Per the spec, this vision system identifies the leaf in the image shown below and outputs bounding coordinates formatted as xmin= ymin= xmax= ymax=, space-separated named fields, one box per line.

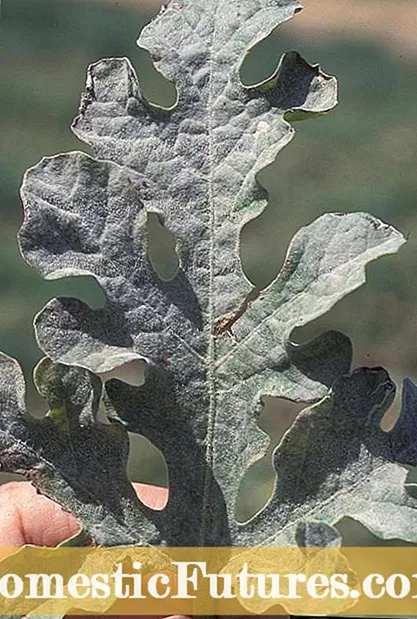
xmin=0 ymin=356 xmax=157 ymax=546
xmin=242 ymin=367 xmax=417 ymax=546
xmin=220 ymin=369 xmax=417 ymax=614
xmin=3 ymin=0 xmax=411 ymax=547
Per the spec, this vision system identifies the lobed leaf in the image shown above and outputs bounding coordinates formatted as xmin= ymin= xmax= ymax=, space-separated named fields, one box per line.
xmin=0 ymin=355 xmax=157 ymax=545
xmin=243 ymin=367 xmax=417 ymax=545
xmin=0 ymin=0 xmax=413 ymax=549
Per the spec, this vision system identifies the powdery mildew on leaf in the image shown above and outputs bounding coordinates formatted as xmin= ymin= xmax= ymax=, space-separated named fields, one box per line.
xmin=0 ymin=356 xmax=157 ymax=545
xmin=244 ymin=367 xmax=417 ymax=546
xmin=0 ymin=0 xmax=414 ymax=548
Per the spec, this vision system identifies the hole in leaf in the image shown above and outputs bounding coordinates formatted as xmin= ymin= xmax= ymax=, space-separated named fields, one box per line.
xmin=380 ymin=387 xmax=401 ymax=431
xmin=235 ymin=456 xmax=275 ymax=526
xmin=240 ymin=153 xmax=311 ymax=290
xmin=127 ymin=432 xmax=169 ymax=511
xmin=135 ymin=47 xmax=178 ymax=110
xmin=45 ymin=274 xmax=106 ymax=309
xmin=240 ymin=22 xmax=292 ymax=87
xmin=337 ymin=516 xmax=416 ymax=547
xmin=99 ymin=359 xmax=146 ymax=387
xmin=235 ymin=396 xmax=302 ymax=524
xmin=240 ymin=185 xmax=285 ymax=290
xmin=146 ymin=212 xmax=179 ymax=281
xmin=0 ymin=472 xmax=26 ymax=485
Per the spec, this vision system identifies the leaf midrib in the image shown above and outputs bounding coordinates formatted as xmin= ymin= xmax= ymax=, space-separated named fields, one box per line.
xmin=200 ymin=0 xmax=220 ymax=547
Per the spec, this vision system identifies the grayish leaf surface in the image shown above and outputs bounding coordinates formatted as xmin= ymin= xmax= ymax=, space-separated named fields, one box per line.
xmin=0 ymin=356 xmax=156 ymax=545
xmin=2 ymin=0 xmax=412 ymax=547
xmin=242 ymin=367 xmax=417 ymax=545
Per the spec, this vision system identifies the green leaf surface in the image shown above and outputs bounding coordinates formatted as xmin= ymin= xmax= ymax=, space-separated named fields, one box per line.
xmin=1 ymin=0 xmax=413 ymax=547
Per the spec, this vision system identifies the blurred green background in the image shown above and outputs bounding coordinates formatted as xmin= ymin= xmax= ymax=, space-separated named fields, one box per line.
xmin=1 ymin=0 xmax=417 ymax=534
